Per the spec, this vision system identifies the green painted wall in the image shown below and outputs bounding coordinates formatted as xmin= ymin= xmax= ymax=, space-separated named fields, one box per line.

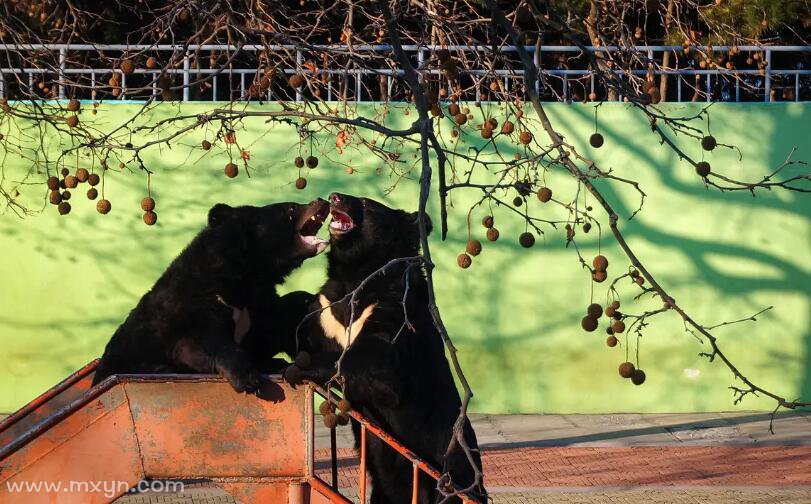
xmin=0 ymin=102 xmax=809 ymax=414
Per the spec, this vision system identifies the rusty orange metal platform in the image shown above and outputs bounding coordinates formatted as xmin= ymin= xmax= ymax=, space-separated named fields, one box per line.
xmin=0 ymin=360 xmax=478 ymax=503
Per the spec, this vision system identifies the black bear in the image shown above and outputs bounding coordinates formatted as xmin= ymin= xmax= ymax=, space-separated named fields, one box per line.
xmin=288 ymin=193 xmax=487 ymax=503
xmin=93 ymin=199 xmax=329 ymax=393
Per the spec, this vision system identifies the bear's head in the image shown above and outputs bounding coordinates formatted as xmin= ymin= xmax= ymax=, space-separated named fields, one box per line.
xmin=206 ymin=199 xmax=330 ymax=279
xmin=325 ymin=193 xmax=432 ymax=278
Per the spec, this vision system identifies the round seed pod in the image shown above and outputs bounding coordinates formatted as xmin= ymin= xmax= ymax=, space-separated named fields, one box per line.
xmin=519 ymin=232 xmax=535 ymax=248
xmin=605 ymin=306 xmax=616 ymax=318
xmin=486 ymin=227 xmax=500 ymax=242
xmin=583 ymin=222 xmax=592 ymax=233
xmin=482 ymin=215 xmax=494 ymax=228
xmin=49 ymin=190 xmax=62 ymax=205
xmin=606 ymin=335 xmax=618 ymax=347
xmin=57 ymin=201 xmax=71 ymax=215
xmin=430 ymin=105 xmax=442 ymax=117
xmin=630 ymin=269 xmax=640 ymax=278
xmin=592 ymin=270 xmax=607 ymax=283
xmin=593 ymin=255 xmax=608 ymax=271
xmin=454 ymin=113 xmax=467 ymax=125
xmin=619 ymin=361 xmax=635 ymax=379
xmin=143 ymin=211 xmax=157 ymax=226
xmin=487 ymin=117 xmax=498 ymax=129
xmin=319 ymin=401 xmax=335 ymax=416
xmin=306 ymin=156 xmax=319 ymax=168
xmin=501 ymin=121 xmax=514 ymax=135
xmin=613 ymin=311 xmax=623 ymax=320
xmin=695 ymin=161 xmax=711 ymax=177
xmin=581 ymin=315 xmax=598 ymax=332
xmin=87 ymin=187 xmax=98 ymax=200
xmin=323 ymin=413 xmax=339 ymax=429
xmin=513 ymin=196 xmax=523 ymax=207
xmin=61 ymin=190 xmax=71 ymax=201
xmin=96 ymin=199 xmax=111 ymax=214
xmin=292 ymin=156 xmax=304 ymax=168
xmin=75 ymin=168 xmax=89 ymax=183
xmin=66 ymin=99 xmax=81 ymax=112
xmin=634 ymin=276 xmax=645 ymax=286
xmin=611 ymin=320 xmax=626 ymax=333
xmin=336 ymin=413 xmax=350 ymax=426
xmin=141 ymin=197 xmax=155 ymax=212
xmin=201 ymin=140 xmax=212 ymax=150
xmin=519 ymin=131 xmax=533 ymax=145
xmin=480 ymin=127 xmax=493 ymax=139
xmin=337 ymin=399 xmax=352 ymax=413
xmin=224 ymin=163 xmax=239 ymax=178
xmin=589 ymin=133 xmax=604 ymax=148
xmin=47 ymin=176 xmax=60 ymax=191
xmin=448 ymin=103 xmax=460 ymax=116
xmin=701 ymin=135 xmax=716 ymax=151
xmin=589 ymin=92 xmax=598 ymax=101
xmin=631 ymin=369 xmax=646 ymax=385
xmin=295 ymin=177 xmax=308 ymax=190
xmin=457 ymin=253 xmax=472 ymax=269
xmin=87 ymin=173 xmax=100 ymax=186
xmin=610 ymin=300 xmax=620 ymax=310
xmin=345 ymin=167 xmax=355 ymax=175
xmin=466 ymin=240 xmax=482 ymax=256
xmin=587 ymin=303 xmax=603 ymax=318
xmin=146 ymin=57 xmax=158 ymax=69
xmin=64 ymin=175 xmax=78 ymax=189
xmin=61 ymin=168 xmax=70 ymax=177
xmin=294 ymin=351 xmax=311 ymax=368
xmin=288 ymin=74 xmax=304 ymax=88
xmin=537 ymin=187 xmax=552 ymax=203
xmin=120 ymin=59 xmax=135 ymax=75
xmin=66 ymin=115 xmax=79 ymax=128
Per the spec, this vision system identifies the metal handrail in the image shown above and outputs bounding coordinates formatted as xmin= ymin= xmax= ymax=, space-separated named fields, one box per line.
xmin=312 ymin=384 xmax=478 ymax=504
xmin=0 ymin=44 xmax=809 ymax=103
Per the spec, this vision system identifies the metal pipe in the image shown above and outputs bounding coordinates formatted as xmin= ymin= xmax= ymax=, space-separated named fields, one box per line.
xmin=411 ymin=463 xmax=419 ymax=504
xmin=330 ymin=426 xmax=338 ymax=490
xmin=359 ymin=425 xmax=367 ymax=503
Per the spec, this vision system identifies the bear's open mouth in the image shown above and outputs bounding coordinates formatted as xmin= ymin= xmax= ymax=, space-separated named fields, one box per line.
xmin=298 ymin=201 xmax=330 ymax=254
xmin=329 ymin=209 xmax=355 ymax=235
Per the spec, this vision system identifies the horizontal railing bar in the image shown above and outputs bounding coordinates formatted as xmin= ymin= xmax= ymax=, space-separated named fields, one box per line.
xmin=1 ymin=44 xmax=810 ymax=52
xmin=3 ymin=68 xmax=809 ymax=76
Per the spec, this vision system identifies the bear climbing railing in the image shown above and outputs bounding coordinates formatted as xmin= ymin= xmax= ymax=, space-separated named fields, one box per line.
xmin=312 ymin=383 xmax=478 ymax=504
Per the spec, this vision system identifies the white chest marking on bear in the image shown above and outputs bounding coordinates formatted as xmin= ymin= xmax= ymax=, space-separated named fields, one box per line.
xmin=318 ymin=294 xmax=376 ymax=349
xmin=216 ymin=295 xmax=251 ymax=344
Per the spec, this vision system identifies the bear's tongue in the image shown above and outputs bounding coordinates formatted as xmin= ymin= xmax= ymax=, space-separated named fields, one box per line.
xmin=329 ymin=210 xmax=354 ymax=234
xmin=300 ymin=234 xmax=328 ymax=254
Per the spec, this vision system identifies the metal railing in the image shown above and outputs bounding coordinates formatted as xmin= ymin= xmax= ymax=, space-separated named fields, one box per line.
xmin=313 ymin=384 xmax=478 ymax=503
xmin=0 ymin=44 xmax=809 ymax=103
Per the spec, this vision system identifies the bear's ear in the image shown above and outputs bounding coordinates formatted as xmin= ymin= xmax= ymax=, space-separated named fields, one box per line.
xmin=410 ymin=211 xmax=433 ymax=236
xmin=208 ymin=203 xmax=234 ymax=226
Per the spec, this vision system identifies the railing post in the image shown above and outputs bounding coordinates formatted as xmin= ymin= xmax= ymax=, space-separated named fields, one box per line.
xmin=359 ymin=425 xmax=367 ymax=503
xmin=330 ymin=425 xmax=338 ymax=490
xmin=796 ymin=73 xmax=800 ymax=102
xmin=764 ymin=49 xmax=772 ymax=102
xmin=58 ymin=47 xmax=66 ymax=100
xmin=411 ymin=463 xmax=419 ymax=504
xmin=295 ymin=49 xmax=302 ymax=102
xmin=706 ymin=72 xmax=711 ymax=102
xmin=182 ymin=51 xmax=190 ymax=102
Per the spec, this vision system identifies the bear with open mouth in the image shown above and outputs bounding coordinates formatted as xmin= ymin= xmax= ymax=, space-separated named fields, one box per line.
xmin=287 ymin=193 xmax=487 ymax=503
xmin=93 ymin=199 xmax=330 ymax=394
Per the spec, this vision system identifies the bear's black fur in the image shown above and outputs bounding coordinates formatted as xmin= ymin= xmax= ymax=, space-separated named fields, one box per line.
xmin=289 ymin=193 xmax=487 ymax=504
xmin=93 ymin=199 xmax=329 ymax=393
